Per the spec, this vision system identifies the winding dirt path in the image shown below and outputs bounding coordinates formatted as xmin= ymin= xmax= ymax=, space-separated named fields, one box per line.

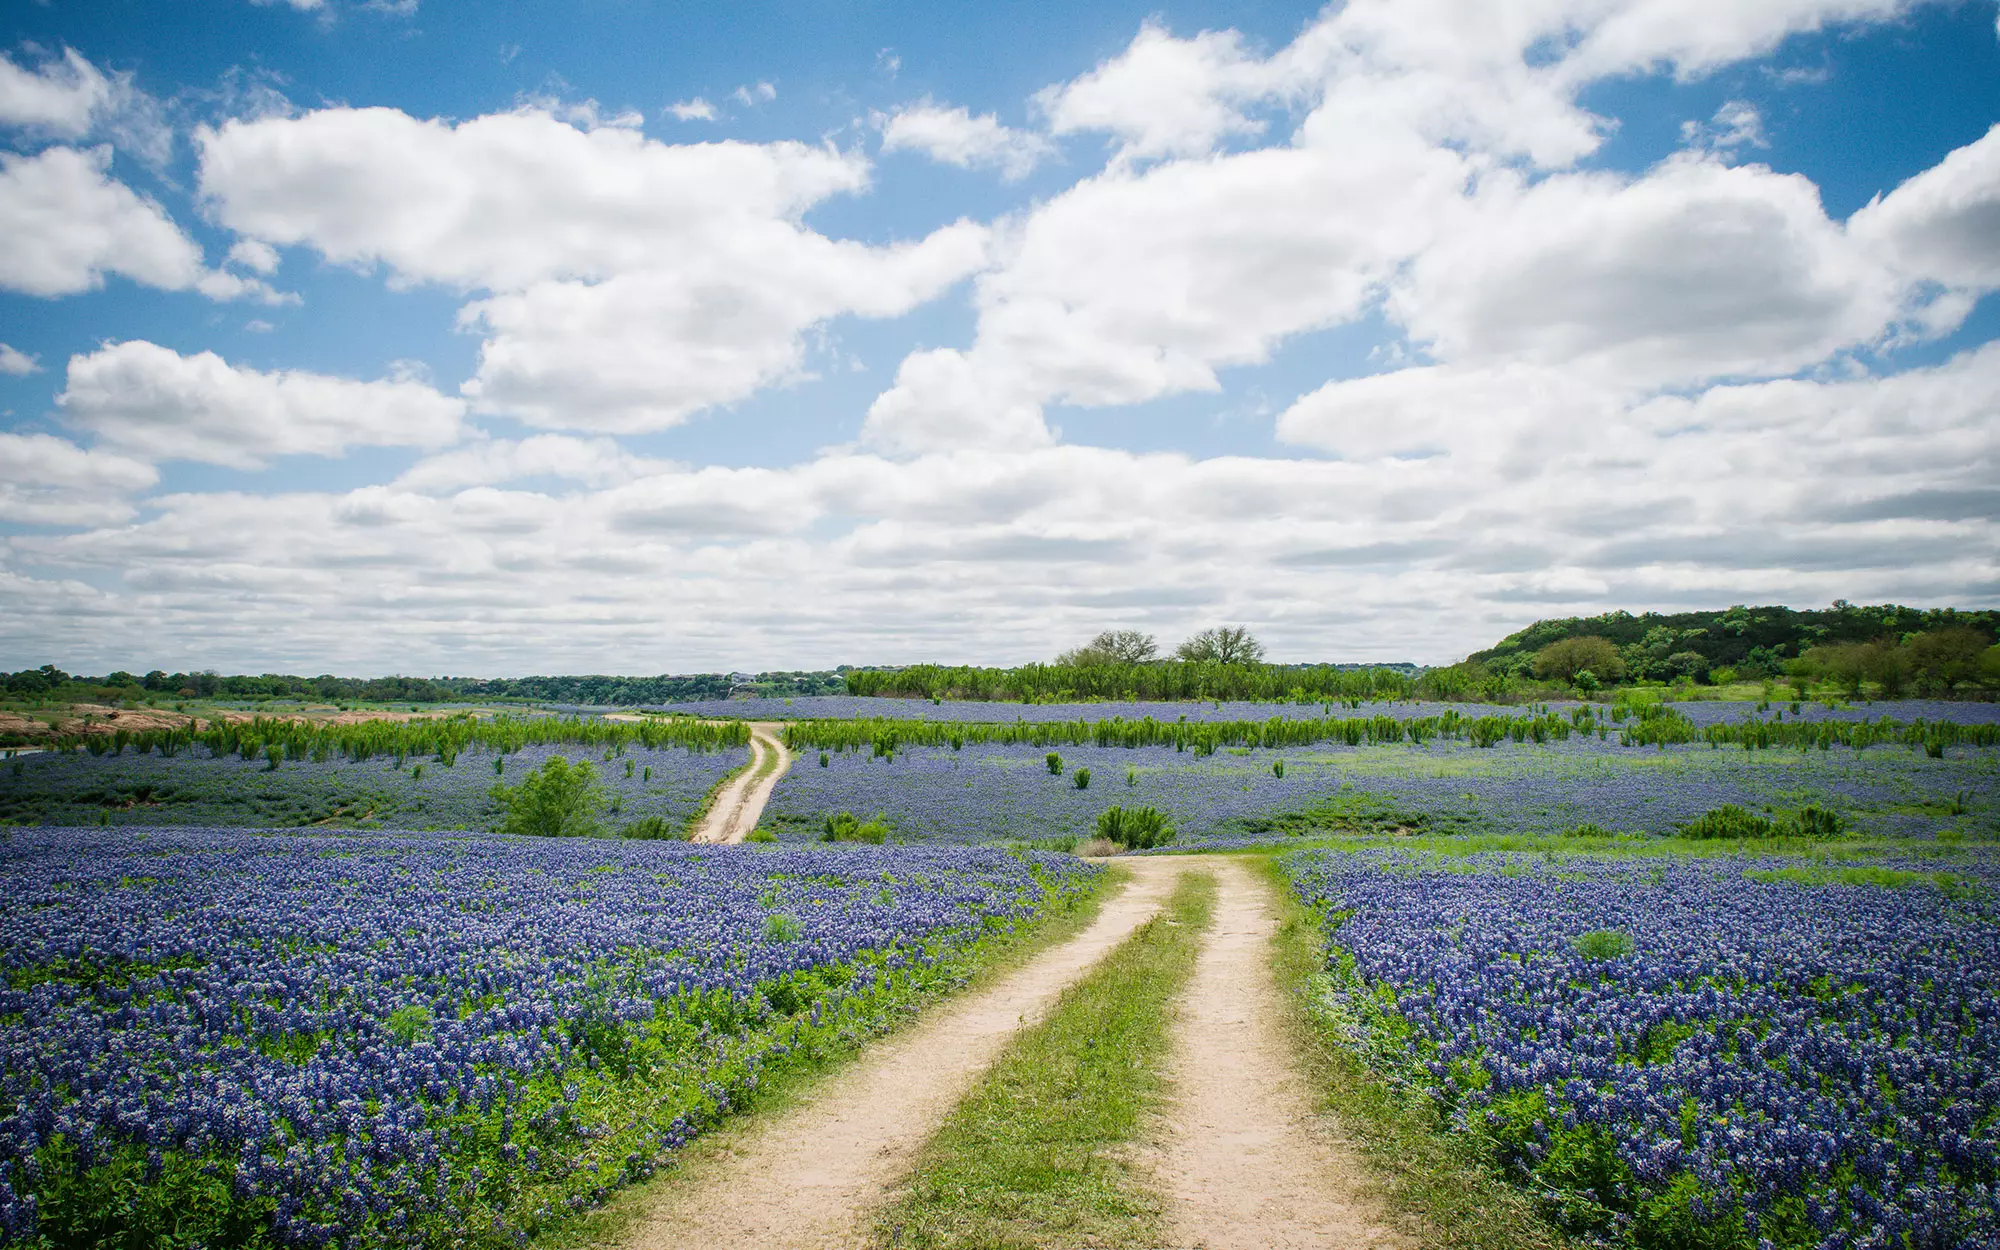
xmin=691 ymin=721 xmax=791 ymax=844
xmin=614 ymin=857 xmax=1194 ymax=1250
xmin=1148 ymin=857 xmax=1410 ymax=1250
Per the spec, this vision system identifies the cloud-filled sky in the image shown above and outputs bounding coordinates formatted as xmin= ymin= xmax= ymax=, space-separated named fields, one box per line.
xmin=1 ymin=0 xmax=1997 ymax=674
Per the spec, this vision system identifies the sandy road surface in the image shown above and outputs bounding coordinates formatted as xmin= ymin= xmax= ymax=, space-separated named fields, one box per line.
xmin=1149 ymin=857 xmax=1410 ymax=1250
xmin=691 ymin=722 xmax=791 ymax=844
xmin=613 ymin=857 xmax=1195 ymax=1249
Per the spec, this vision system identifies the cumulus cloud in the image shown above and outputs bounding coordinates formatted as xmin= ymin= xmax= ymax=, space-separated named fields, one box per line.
xmin=1391 ymin=154 xmax=1904 ymax=388
xmin=667 ymin=97 xmax=718 ymax=122
xmin=1035 ymin=22 xmax=1289 ymax=164
xmin=0 ymin=432 xmax=157 ymax=526
xmin=1850 ymin=123 xmax=2000 ymax=292
xmin=58 ymin=340 xmax=466 ymax=469
xmin=0 ymin=46 xmax=172 ymax=164
xmin=0 ymin=146 xmax=282 ymax=300
xmin=879 ymin=99 xmax=1052 ymax=180
xmin=0 ymin=343 xmax=38 ymax=376
xmin=198 ymin=105 xmax=989 ymax=430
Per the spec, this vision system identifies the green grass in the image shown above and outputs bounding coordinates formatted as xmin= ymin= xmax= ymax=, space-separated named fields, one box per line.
xmin=1743 ymin=864 xmax=1980 ymax=894
xmin=873 ymin=869 xmax=1218 ymax=1250
xmin=1256 ymin=852 xmax=1573 ymax=1250
xmin=537 ymin=863 xmax=1116 ymax=1250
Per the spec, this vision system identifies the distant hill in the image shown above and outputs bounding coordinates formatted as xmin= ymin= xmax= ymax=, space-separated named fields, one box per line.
xmin=1468 ymin=603 xmax=2000 ymax=681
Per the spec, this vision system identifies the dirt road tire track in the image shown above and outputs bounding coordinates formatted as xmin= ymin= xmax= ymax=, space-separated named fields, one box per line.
xmin=692 ymin=721 xmax=791 ymax=844
xmin=1148 ymin=857 xmax=1411 ymax=1250
xmin=614 ymin=857 xmax=1195 ymax=1249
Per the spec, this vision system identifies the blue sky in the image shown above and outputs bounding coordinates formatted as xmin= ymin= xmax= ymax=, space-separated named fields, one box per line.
xmin=1 ymin=0 xmax=1996 ymax=674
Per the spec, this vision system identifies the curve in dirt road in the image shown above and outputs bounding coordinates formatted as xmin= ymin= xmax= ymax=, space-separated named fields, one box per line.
xmin=613 ymin=857 xmax=1196 ymax=1250
xmin=1149 ymin=858 xmax=1410 ymax=1250
xmin=691 ymin=722 xmax=791 ymax=845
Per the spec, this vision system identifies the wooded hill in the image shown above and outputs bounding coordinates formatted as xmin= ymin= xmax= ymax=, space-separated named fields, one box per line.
xmin=1469 ymin=603 xmax=1999 ymax=683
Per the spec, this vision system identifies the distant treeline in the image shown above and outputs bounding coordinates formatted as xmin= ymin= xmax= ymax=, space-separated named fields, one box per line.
xmin=57 ymin=713 xmax=749 ymax=762
xmin=2 ymin=665 xmax=846 ymax=705
xmin=842 ymin=662 xmax=1423 ymax=703
xmin=1470 ymin=603 xmax=2000 ymax=684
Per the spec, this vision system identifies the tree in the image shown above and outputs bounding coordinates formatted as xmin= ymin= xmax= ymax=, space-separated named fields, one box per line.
xmin=1906 ymin=628 xmax=1989 ymax=695
xmin=1175 ymin=626 xmax=1265 ymax=665
xmin=1057 ymin=629 xmax=1159 ymax=666
xmin=1530 ymin=636 xmax=1625 ymax=685
xmin=491 ymin=755 xmax=605 ymax=837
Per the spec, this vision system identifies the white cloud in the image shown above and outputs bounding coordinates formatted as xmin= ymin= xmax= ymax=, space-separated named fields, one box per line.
xmin=392 ymin=434 xmax=672 ymax=493
xmin=732 ymin=81 xmax=777 ymax=107
xmin=199 ymin=104 xmax=989 ymax=431
xmin=251 ymin=0 xmax=327 ymax=11
xmin=226 ymin=238 xmax=281 ymax=274
xmin=58 ymin=340 xmax=466 ymax=469
xmin=1684 ymin=100 xmax=1768 ymax=152
xmin=879 ymin=99 xmax=1052 ymax=180
xmin=0 ymin=47 xmax=110 ymax=137
xmin=667 ymin=97 xmax=718 ymax=122
xmin=0 ymin=343 xmax=38 ymax=376
xmin=1035 ymin=22 xmax=1287 ymax=165
xmin=0 ymin=146 xmax=282 ymax=300
xmin=0 ymin=46 xmax=172 ymax=165
xmin=1391 ymin=154 xmax=1904 ymax=388
xmin=0 ymin=432 xmax=157 ymax=526
xmin=1850 ymin=123 xmax=2000 ymax=292
xmin=10 ymin=339 xmax=1995 ymax=668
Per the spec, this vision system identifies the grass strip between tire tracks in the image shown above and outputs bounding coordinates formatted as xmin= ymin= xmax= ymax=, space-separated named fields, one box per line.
xmin=1256 ymin=851 xmax=1576 ymax=1250
xmin=874 ymin=867 xmax=1217 ymax=1250
xmin=542 ymin=859 xmax=1116 ymax=1250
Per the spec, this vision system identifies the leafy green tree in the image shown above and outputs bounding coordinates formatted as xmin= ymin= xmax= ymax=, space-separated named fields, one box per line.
xmin=1175 ymin=626 xmax=1265 ymax=664
xmin=1530 ymin=636 xmax=1625 ymax=685
xmin=1057 ymin=629 xmax=1159 ymax=665
xmin=1906 ymin=628 xmax=1988 ymax=695
xmin=490 ymin=755 xmax=604 ymax=837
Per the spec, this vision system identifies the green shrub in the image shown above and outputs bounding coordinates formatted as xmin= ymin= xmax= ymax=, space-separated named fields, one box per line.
xmin=1073 ymin=768 xmax=1090 ymax=790
xmin=489 ymin=755 xmax=604 ymax=838
xmin=762 ymin=913 xmax=803 ymax=942
xmin=620 ymin=815 xmax=683 ymax=841
xmin=746 ymin=827 xmax=777 ymax=843
xmin=1096 ymin=805 xmax=1174 ymax=850
xmin=1046 ymin=751 xmax=1064 ymax=775
xmin=1272 ymin=759 xmax=1285 ymax=779
xmin=822 ymin=811 xmax=890 ymax=844
xmin=1779 ymin=804 xmax=1845 ymax=839
xmin=1680 ymin=804 xmax=1773 ymax=840
xmin=1568 ymin=822 xmax=1615 ymax=838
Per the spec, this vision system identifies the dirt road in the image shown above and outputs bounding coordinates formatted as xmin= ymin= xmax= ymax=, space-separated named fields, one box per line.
xmin=613 ymin=857 xmax=1192 ymax=1249
xmin=691 ymin=722 xmax=791 ymax=844
xmin=1148 ymin=857 xmax=1409 ymax=1249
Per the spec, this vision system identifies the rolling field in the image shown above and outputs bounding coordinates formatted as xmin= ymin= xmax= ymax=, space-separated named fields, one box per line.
xmin=1286 ymin=845 xmax=2000 ymax=1247
xmin=0 ymin=827 xmax=1097 ymax=1243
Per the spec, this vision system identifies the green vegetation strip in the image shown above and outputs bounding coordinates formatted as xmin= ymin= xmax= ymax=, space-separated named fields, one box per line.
xmin=874 ymin=868 xmax=1217 ymax=1250
xmin=1259 ymin=854 xmax=1572 ymax=1250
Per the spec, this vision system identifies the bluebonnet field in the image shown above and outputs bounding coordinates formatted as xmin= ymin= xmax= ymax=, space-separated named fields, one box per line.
xmin=0 ymin=742 xmax=745 ymax=833
xmin=0 ymin=826 xmax=1096 ymax=1245
xmin=1283 ymin=846 xmax=2000 ymax=1248
xmin=762 ymin=734 xmax=1999 ymax=847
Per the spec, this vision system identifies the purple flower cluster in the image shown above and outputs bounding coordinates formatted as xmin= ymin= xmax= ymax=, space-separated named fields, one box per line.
xmin=0 ymin=742 xmax=745 ymax=832
xmin=1284 ymin=847 xmax=2000 ymax=1247
xmin=764 ymin=735 xmax=1997 ymax=847
xmin=0 ymin=826 xmax=1095 ymax=1244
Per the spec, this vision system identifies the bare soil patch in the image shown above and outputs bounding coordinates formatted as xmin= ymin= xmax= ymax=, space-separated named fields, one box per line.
xmin=691 ymin=722 xmax=791 ymax=844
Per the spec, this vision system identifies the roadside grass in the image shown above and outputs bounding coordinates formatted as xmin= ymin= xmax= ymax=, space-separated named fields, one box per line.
xmin=1256 ymin=851 xmax=1575 ymax=1250
xmin=873 ymin=869 xmax=1218 ymax=1250
xmin=539 ymin=861 xmax=1118 ymax=1250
